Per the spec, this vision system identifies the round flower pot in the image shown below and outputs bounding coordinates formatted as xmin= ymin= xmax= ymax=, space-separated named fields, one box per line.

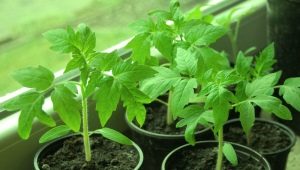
xmin=162 ymin=141 xmax=271 ymax=170
xmin=126 ymin=117 xmax=213 ymax=170
xmin=224 ymin=118 xmax=296 ymax=170
xmin=34 ymin=133 xmax=143 ymax=170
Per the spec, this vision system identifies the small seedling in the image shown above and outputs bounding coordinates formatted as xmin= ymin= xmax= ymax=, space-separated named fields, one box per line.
xmin=0 ymin=24 xmax=155 ymax=162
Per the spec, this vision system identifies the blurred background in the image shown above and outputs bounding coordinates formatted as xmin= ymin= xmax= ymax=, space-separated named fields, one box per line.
xmin=0 ymin=0 xmax=200 ymax=96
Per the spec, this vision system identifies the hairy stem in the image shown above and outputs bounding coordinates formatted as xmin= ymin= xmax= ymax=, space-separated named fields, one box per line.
xmin=216 ymin=127 xmax=224 ymax=170
xmin=166 ymin=91 xmax=173 ymax=125
xmin=81 ymin=84 xmax=92 ymax=161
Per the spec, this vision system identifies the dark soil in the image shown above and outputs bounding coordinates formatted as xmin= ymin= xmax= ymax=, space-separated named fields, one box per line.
xmin=168 ymin=147 xmax=265 ymax=170
xmin=224 ymin=121 xmax=291 ymax=153
xmin=38 ymin=135 xmax=139 ymax=170
xmin=137 ymin=101 xmax=204 ymax=135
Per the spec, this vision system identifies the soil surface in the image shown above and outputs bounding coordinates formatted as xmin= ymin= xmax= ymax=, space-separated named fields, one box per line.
xmin=168 ymin=147 xmax=265 ymax=170
xmin=38 ymin=135 xmax=139 ymax=170
xmin=224 ymin=121 xmax=291 ymax=153
xmin=138 ymin=101 xmax=204 ymax=135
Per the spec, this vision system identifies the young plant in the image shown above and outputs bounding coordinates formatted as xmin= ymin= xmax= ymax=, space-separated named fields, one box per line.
xmin=126 ymin=0 xmax=227 ymax=126
xmin=0 ymin=24 xmax=155 ymax=162
xmin=177 ymin=43 xmax=300 ymax=170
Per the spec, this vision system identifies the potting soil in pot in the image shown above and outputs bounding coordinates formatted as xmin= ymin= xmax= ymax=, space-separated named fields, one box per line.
xmin=224 ymin=121 xmax=290 ymax=153
xmin=38 ymin=135 xmax=138 ymax=170
xmin=169 ymin=147 xmax=265 ymax=170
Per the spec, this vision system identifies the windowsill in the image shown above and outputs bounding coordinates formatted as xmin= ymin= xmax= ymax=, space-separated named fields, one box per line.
xmin=0 ymin=0 xmax=267 ymax=169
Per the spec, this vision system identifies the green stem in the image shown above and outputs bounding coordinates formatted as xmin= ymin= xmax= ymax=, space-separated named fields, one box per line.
xmin=155 ymin=98 xmax=168 ymax=106
xmin=166 ymin=91 xmax=173 ymax=125
xmin=81 ymin=84 xmax=92 ymax=162
xmin=216 ymin=127 xmax=224 ymax=170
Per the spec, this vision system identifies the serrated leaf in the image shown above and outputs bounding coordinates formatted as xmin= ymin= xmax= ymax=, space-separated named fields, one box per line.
xmin=235 ymin=52 xmax=253 ymax=77
xmin=251 ymin=95 xmax=292 ymax=120
xmin=255 ymin=43 xmax=276 ymax=76
xmin=51 ymin=85 xmax=81 ymax=132
xmin=43 ymin=28 xmax=74 ymax=53
xmin=113 ymin=61 xmax=156 ymax=84
xmin=12 ymin=66 xmax=54 ymax=91
xmin=75 ymin=24 xmax=96 ymax=54
xmin=237 ymin=101 xmax=254 ymax=137
xmin=153 ymin=32 xmax=173 ymax=61
xmin=64 ymin=57 xmax=85 ymax=73
xmin=96 ymin=128 xmax=133 ymax=145
xmin=1 ymin=92 xmax=48 ymax=139
xmin=196 ymin=47 xmax=230 ymax=73
xmin=223 ymin=143 xmax=238 ymax=166
xmin=126 ymin=33 xmax=151 ymax=64
xmin=18 ymin=93 xmax=45 ymax=139
xmin=176 ymin=105 xmax=205 ymax=145
xmin=91 ymin=51 xmax=121 ymax=71
xmin=184 ymin=24 xmax=226 ymax=46
xmin=170 ymin=78 xmax=197 ymax=118
xmin=94 ymin=77 xmax=121 ymax=127
xmin=279 ymin=77 xmax=300 ymax=111
xmin=39 ymin=125 xmax=72 ymax=143
xmin=175 ymin=48 xmax=198 ymax=75
xmin=140 ymin=67 xmax=182 ymax=99
xmin=86 ymin=70 xmax=103 ymax=97
xmin=126 ymin=102 xmax=146 ymax=127
xmin=246 ymin=71 xmax=281 ymax=97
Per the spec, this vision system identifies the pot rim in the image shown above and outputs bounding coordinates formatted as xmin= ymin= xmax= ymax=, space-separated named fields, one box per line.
xmin=161 ymin=140 xmax=271 ymax=170
xmin=125 ymin=115 xmax=211 ymax=139
xmin=33 ymin=132 xmax=143 ymax=170
xmin=225 ymin=118 xmax=297 ymax=156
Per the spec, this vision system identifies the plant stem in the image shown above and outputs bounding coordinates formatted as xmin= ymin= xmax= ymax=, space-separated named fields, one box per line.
xmin=154 ymin=98 xmax=168 ymax=106
xmin=166 ymin=91 xmax=173 ymax=125
xmin=81 ymin=84 xmax=92 ymax=162
xmin=216 ymin=127 xmax=224 ymax=170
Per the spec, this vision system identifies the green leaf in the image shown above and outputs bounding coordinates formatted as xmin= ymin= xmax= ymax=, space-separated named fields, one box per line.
xmin=212 ymin=98 xmax=230 ymax=132
xmin=75 ymin=24 xmax=96 ymax=54
xmin=126 ymin=33 xmax=151 ymax=64
xmin=255 ymin=43 xmax=276 ymax=76
xmin=129 ymin=18 xmax=155 ymax=33
xmin=279 ymin=78 xmax=300 ymax=111
xmin=113 ymin=61 xmax=156 ymax=84
xmin=184 ymin=24 xmax=226 ymax=46
xmin=251 ymin=95 xmax=292 ymax=120
xmin=1 ymin=92 xmax=47 ymax=139
xmin=43 ymin=28 xmax=74 ymax=53
xmin=126 ymin=102 xmax=146 ymax=127
xmin=140 ymin=67 xmax=182 ymax=99
xmin=176 ymin=105 xmax=205 ymax=145
xmin=64 ymin=57 xmax=85 ymax=73
xmin=153 ymin=32 xmax=173 ymax=61
xmin=246 ymin=71 xmax=281 ymax=97
xmin=196 ymin=47 xmax=230 ymax=73
xmin=170 ymin=78 xmax=197 ymax=118
xmin=36 ymin=110 xmax=56 ymax=127
xmin=86 ymin=70 xmax=103 ymax=97
xmin=235 ymin=52 xmax=253 ymax=77
xmin=94 ymin=77 xmax=121 ymax=127
xmin=12 ymin=66 xmax=54 ymax=91
xmin=91 ymin=51 xmax=121 ymax=71
xmin=39 ymin=125 xmax=72 ymax=143
xmin=175 ymin=48 xmax=197 ymax=75
xmin=223 ymin=143 xmax=238 ymax=166
xmin=96 ymin=128 xmax=133 ymax=145
xmin=237 ymin=101 xmax=255 ymax=137
xmin=51 ymin=85 xmax=81 ymax=132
